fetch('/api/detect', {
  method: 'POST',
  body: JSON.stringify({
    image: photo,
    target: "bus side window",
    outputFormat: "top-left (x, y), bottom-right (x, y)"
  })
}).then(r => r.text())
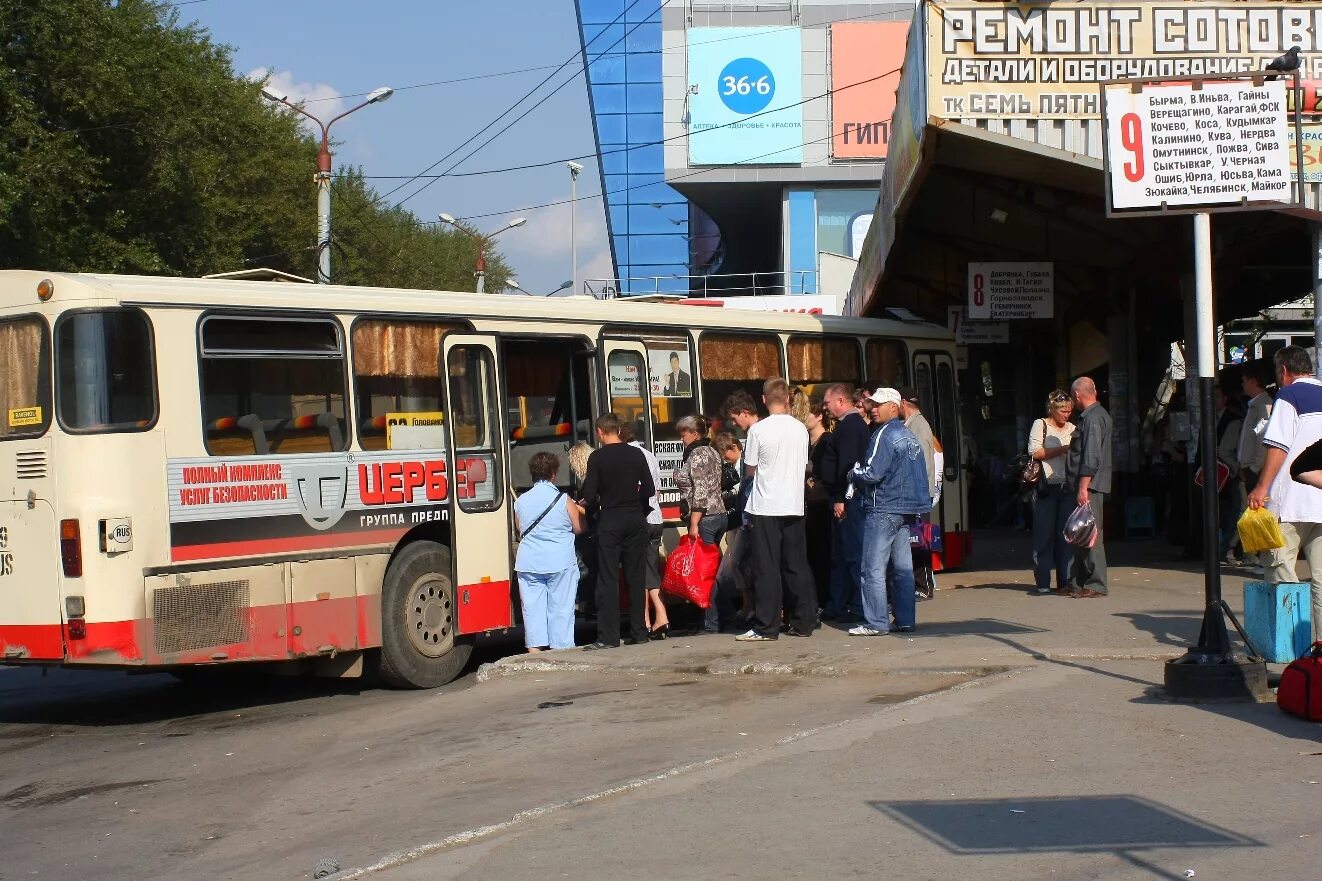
top-left (55, 309), bottom-right (156, 434)
top-left (865, 338), bottom-right (908, 387)
top-left (788, 336), bottom-right (862, 400)
top-left (199, 316), bottom-right (348, 457)
top-left (351, 320), bottom-right (461, 451)
top-left (698, 332), bottom-right (781, 430)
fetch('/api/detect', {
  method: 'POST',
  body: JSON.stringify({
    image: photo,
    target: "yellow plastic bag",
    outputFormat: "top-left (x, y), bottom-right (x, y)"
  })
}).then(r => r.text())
top-left (1238, 506), bottom-right (1285, 554)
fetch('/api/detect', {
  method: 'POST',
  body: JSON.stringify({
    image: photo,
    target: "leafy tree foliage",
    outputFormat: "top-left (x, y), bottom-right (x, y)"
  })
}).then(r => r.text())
top-left (0, 0), bottom-right (503, 289)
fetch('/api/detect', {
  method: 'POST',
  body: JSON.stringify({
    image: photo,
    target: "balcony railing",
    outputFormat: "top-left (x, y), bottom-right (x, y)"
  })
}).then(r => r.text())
top-left (584, 270), bottom-right (817, 299)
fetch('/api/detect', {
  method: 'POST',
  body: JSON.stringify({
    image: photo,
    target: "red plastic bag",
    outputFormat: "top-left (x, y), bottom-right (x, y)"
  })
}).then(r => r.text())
top-left (661, 535), bottom-right (721, 609)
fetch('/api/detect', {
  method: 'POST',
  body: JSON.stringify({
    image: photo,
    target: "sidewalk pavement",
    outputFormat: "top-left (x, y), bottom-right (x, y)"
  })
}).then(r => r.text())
top-left (480, 530), bottom-right (1264, 682)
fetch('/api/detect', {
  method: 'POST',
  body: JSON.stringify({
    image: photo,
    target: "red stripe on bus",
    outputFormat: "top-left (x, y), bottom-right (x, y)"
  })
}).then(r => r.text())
top-left (171, 528), bottom-right (411, 562)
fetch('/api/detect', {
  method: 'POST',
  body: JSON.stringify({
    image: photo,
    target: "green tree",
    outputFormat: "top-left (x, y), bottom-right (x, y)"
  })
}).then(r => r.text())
top-left (0, 0), bottom-right (503, 289)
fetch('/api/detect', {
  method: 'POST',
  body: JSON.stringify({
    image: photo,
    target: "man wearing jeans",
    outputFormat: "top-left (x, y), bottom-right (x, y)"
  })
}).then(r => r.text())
top-left (849, 388), bottom-right (932, 636)
top-left (1248, 346), bottom-right (1322, 640)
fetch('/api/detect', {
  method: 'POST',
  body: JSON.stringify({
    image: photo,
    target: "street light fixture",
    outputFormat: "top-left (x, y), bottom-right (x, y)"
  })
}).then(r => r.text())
top-left (437, 214), bottom-right (528, 294)
top-left (259, 83), bottom-right (394, 284)
top-left (509, 279), bottom-right (573, 297)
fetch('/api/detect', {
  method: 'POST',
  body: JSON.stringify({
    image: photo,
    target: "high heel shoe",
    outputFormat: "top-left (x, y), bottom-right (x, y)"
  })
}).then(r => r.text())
top-left (649, 623), bottom-right (670, 640)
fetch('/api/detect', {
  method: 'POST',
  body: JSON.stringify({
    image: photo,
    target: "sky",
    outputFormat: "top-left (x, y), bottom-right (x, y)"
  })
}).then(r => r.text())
top-left (177, 0), bottom-right (610, 295)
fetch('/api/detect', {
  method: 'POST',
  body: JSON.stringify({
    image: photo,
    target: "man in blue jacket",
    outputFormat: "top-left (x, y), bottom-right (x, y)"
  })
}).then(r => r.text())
top-left (849, 388), bottom-right (933, 635)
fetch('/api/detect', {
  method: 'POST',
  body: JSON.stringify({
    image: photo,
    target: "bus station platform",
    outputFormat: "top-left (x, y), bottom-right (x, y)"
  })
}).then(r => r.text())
top-left (479, 530), bottom-right (1271, 687)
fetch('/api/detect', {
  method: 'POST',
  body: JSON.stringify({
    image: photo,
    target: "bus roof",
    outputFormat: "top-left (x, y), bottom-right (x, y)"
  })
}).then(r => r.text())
top-left (0, 270), bottom-right (953, 341)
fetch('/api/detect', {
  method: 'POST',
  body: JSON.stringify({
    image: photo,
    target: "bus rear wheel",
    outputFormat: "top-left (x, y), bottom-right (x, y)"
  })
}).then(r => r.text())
top-left (379, 541), bottom-right (472, 689)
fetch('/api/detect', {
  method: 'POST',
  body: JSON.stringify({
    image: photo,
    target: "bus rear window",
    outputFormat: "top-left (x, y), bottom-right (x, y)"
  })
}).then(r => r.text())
top-left (56, 310), bottom-right (156, 433)
top-left (0, 317), bottom-right (52, 440)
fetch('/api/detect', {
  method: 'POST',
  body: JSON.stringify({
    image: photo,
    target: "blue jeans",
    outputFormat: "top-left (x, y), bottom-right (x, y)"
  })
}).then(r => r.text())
top-left (860, 511), bottom-right (917, 632)
top-left (698, 513), bottom-right (729, 631)
top-left (827, 499), bottom-right (864, 618)
top-left (518, 564), bottom-right (579, 649)
top-left (1032, 483), bottom-right (1073, 592)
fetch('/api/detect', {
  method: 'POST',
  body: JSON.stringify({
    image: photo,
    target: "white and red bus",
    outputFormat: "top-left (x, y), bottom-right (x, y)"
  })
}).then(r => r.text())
top-left (0, 271), bottom-right (966, 687)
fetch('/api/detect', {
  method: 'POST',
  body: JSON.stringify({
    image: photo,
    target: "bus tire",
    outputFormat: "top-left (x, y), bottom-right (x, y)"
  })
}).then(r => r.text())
top-left (379, 541), bottom-right (471, 689)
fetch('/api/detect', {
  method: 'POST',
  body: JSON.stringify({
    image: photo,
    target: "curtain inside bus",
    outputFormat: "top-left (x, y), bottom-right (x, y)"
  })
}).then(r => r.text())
top-left (0, 318), bottom-right (51, 440)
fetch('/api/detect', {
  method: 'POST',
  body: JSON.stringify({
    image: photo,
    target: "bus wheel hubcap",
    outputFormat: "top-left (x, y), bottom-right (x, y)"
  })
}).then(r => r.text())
top-left (406, 575), bottom-right (454, 658)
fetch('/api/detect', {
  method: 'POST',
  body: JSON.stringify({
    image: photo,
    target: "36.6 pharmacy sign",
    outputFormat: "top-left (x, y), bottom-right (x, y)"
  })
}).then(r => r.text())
top-left (687, 27), bottom-right (804, 165)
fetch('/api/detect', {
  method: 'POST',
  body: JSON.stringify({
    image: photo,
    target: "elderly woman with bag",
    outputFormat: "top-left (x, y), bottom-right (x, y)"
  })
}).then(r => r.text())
top-left (673, 415), bottom-right (727, 633)
top-left (514, 452), bottom-right (586, 651)
top-left (1027, 390), bottom-right (1076, 594)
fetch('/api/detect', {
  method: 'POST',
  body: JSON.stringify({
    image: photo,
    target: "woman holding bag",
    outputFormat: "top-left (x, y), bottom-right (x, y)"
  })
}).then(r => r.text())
top-left (673, 415), bottom-right (727, 633)
top-left (1028, 390), bottom-right (1076, 595)
top-left (514, 452), bottom-right (586, 652)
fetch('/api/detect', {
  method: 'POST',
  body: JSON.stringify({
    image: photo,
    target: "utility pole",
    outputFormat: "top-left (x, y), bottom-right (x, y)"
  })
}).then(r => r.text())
top-left (260, 84), bottom-right (394, 283)
top-left (437, 214), bottom-right (528, 293)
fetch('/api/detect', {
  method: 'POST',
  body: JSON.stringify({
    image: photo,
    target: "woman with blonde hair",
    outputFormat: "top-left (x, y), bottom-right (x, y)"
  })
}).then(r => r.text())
top-left (1028, 389), bottom-right (1076, 594)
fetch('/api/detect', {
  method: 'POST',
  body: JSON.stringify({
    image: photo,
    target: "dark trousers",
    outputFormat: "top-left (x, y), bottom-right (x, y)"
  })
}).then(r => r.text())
top-left (749, 514), bottom-right (817, 637)
top-left (595, 512), bottom-right (649, 644)
top-left (805, 501), bottom-right (833, 608)
top-left (1070, 492), bottom-right (1109, 594)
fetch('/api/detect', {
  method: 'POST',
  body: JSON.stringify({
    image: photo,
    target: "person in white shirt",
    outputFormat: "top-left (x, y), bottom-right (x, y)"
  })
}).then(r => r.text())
top-left (735, 378), bottom-right (817, 641)
top-left (1027, 390), bottom-right (1076, 594)
top-left (1247, 346), bottom-right (1322, 639)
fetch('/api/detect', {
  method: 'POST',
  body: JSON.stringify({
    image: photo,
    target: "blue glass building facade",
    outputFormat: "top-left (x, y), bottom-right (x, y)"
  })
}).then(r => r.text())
top-left (575, 0), bottom-right (692, 294)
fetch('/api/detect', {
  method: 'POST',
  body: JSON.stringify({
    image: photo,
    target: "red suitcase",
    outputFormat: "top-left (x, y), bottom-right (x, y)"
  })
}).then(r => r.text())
top-left (1278, 641), bottom-right (1322, 721)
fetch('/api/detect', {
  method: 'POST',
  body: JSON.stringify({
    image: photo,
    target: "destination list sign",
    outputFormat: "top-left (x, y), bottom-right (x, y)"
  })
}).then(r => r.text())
top-left (1103, 79), bottom-right (1291, 211)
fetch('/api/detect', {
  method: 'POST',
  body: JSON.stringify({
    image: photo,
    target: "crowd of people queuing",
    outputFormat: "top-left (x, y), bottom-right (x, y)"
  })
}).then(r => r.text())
top-left (511, 378), bottom-right (944, 652)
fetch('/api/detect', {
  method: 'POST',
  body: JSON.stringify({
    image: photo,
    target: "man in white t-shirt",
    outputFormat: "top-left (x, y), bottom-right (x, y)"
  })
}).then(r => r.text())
top-left (1247, 345), bottom-right (1322, 639)
top-left (736, 377), bottom-right (816, 641)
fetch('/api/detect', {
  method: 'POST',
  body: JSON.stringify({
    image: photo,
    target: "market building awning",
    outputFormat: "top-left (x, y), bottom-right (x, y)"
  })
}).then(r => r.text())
top-left (849, 0), bottom-right (1322, 486)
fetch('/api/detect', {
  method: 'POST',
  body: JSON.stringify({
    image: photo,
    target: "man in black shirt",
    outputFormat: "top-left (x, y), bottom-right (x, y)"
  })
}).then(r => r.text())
top-left (578, 413), bottom-right (656, 649)
top-left (822, 383), bottom-right (869, 621)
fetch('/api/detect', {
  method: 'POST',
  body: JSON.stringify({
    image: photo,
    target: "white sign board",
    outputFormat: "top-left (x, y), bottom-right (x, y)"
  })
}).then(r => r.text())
top-left (1103, 80), bottom-right (1291, 211)
top-left (967, 263), bottom-right (1053, 320)
top-left (947, 306), bottom-right (1009, 345)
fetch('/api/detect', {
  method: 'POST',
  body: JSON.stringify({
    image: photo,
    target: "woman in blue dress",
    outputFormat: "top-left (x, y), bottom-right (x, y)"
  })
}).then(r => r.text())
top-left (514, 452), bottom-right (585, 652)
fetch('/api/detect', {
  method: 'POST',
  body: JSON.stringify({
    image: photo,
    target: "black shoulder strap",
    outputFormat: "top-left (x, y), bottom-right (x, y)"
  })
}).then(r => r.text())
top-left (519, 492), bottom-right (565, 539)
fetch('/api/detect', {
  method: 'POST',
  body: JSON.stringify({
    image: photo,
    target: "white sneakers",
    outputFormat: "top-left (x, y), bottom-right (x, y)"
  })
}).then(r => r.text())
top-left (848, 625), bottom-right (886, 636)
top-left (735, 630), bottom-right (775, 642)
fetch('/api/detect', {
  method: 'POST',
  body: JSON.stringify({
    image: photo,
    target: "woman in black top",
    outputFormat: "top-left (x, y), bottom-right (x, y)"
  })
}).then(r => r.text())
top-left (801, 397), bottom-right (837, 609)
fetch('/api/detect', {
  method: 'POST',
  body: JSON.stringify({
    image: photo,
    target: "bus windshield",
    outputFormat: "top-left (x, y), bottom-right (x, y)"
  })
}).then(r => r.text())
top-left (0, 316), bottom-right (52, 440)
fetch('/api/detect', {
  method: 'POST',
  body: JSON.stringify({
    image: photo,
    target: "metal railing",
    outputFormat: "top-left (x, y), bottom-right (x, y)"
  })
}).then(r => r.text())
top-left (584, 270), bottom-right (817, 299)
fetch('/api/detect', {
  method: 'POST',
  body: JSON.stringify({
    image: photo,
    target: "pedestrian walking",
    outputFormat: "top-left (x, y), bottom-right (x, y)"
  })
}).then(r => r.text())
top-left (578, 413), bottom-right (655, 650)
top-left (620, 422), bottom-right (668, 638)
top-left (735, 378), bottom-right (817, 641)
top-left (673, 414), bottom-right (728, 633)
top-left (1248, 346), bottom-right (1322, 639)
top-left (822, 383), bottom-right (868, 622)
top-left (1027, 390), bottom-right (1075, 594)
top-left (849, 388), bottom-right (932, 635)
top-left (514, 453), bottom-right (585, 652)
top-left (1064, 377), bottom-right (1113, 598)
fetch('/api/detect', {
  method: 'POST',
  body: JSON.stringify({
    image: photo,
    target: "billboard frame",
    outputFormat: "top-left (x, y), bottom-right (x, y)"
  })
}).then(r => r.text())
top-left (1100, 70), bottom-right (1306, 218)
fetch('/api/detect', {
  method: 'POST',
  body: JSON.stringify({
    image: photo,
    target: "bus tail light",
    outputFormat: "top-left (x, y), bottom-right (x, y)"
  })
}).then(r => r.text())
top-left (67, 618), bottom-right (86, 640)
top-left (60, 519), bottom-right (82, 578)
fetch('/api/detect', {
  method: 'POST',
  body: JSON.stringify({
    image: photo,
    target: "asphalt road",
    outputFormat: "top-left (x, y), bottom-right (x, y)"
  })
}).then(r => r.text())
top-left (0, 640), bottom-right (971, 881)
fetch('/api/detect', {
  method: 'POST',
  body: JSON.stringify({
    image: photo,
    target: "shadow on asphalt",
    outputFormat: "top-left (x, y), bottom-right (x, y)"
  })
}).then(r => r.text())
top-left (1114, 611), bottom-right (1202, 648)
top-left (871, 795), bottom-right (1262, 880)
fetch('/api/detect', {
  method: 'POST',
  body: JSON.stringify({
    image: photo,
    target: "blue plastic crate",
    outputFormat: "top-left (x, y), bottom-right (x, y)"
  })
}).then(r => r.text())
top-left (1243, 581), bottom-right (1313, 663)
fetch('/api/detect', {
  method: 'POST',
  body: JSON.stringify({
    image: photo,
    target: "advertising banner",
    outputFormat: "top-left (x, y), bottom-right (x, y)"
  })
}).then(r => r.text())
top-left (930, 1), bottom-right (1322, 120)
top-left (1290, 122), bottom-right (1322, 182)
top-left (687, 27), bottom-right (803, 165)
top-left (830, 22), bottom-right (910, 159)
top-left (1102, 79), bottom-right (1292, 211)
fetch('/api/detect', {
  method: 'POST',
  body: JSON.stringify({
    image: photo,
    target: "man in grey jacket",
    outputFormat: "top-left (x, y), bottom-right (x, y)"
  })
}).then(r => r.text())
top-left (1064, 377), bottom-right (1113, 597)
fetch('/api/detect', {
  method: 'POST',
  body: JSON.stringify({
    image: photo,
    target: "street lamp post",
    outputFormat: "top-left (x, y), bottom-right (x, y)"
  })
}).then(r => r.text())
top-left (259, 84), bottom-right (394, 284)
top-left (567, 162), bottom-right (583, 295)
top-left (438, 214), bottom-right (527, 293)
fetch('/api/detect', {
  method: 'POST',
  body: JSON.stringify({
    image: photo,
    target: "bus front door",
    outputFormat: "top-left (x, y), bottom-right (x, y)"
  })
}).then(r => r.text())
top-left (440, 334), bottom-right (514, 634)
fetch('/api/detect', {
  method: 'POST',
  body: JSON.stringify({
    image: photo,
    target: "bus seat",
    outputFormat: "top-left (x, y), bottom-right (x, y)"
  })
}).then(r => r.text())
top-left (510, 423), bottom-right (572, 441)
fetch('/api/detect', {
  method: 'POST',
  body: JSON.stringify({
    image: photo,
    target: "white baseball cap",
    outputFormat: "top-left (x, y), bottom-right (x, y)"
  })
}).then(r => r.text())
top-left (866, 387), bottom-right (902, 406)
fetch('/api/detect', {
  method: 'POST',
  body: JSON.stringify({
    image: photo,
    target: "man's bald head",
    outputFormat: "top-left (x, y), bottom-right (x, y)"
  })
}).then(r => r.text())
top-left (1071, 377), bottom-right (1097, 407)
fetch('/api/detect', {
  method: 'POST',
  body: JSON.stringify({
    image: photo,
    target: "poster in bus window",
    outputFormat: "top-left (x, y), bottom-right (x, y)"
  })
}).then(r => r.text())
top-left (648, 343), bottom-right (692, 398)
top-left (608, 360), bottom-right (643, 399)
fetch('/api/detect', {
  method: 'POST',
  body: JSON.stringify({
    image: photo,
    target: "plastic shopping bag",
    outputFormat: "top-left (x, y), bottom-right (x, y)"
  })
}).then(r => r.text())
top-left (1238, 506), bottom-right (1285, 554)
top-left (1063, 503), bottom-right (1098, 549)
top-left (661, 535), bottom-right (721, 609)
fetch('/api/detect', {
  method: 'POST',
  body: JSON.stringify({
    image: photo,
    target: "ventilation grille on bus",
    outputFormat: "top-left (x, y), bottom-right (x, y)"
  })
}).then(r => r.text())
top-left (16, 450), bottom-right (47, 479)
top-left (152, 580), bottom-right (250, 656)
